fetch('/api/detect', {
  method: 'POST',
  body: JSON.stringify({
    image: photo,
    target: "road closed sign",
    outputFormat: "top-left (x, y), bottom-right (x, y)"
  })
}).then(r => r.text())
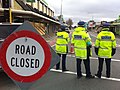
top-left (0, 30), bottom-right (51, 82)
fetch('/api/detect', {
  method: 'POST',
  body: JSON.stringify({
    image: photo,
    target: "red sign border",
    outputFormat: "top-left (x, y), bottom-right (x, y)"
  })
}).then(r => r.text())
top-left (0, 30), bottom-right (51, 82)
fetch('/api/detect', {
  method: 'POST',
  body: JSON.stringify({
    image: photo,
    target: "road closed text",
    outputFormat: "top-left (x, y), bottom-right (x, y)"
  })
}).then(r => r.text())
top-left (10, 44), bottom-right (40, 68)
top-left (11, 57), bottom-right (39, 68)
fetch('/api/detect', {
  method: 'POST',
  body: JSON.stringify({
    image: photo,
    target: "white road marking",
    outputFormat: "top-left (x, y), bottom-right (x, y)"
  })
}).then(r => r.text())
top-left (50, 69), bottom-right (120, 82)
top-left (67, 55), bottom-right (120, 62)
top-left (90, 57), bottom-right (120, 62)
top-left (90, 33), bottom-right (97, 38)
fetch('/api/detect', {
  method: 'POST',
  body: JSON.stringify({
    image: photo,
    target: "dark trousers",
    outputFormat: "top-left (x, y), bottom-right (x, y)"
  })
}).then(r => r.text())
top-left (97, 58), bottom-right (111, 77)
top-left (76, 56), bottom-right (91, 77)
top-left (56, 53), bottom-right (67, 71)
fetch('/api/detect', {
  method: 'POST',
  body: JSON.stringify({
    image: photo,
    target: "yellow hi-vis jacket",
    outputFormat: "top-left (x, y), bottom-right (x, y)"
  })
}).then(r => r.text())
top-left (55, 31), bottom-right (70, 54)
top-left (95, 28), bottom-right (116, 58)
top-left (71, 27), bottom-right (91, 59)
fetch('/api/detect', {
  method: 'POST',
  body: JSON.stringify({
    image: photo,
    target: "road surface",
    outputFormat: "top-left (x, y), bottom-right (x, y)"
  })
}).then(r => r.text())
top-left (0, 31), bottom-right (120, 90)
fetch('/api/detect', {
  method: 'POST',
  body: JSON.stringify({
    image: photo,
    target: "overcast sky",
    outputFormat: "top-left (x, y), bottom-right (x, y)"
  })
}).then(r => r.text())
top-left (45, 0), bottom-right (120, 25)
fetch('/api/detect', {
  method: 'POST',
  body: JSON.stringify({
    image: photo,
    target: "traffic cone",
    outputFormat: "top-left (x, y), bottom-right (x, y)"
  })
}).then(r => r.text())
top-left (70, 44), bottom-right (74, 54)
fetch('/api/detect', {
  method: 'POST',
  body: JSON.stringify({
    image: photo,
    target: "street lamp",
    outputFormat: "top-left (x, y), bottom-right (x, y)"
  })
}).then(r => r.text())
top-left (61, 0), bottom-right (63, 16)
top-left (60, 0), bottom-right (63, 24)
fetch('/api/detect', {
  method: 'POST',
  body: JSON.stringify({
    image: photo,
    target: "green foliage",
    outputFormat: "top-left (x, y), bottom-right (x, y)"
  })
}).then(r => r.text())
top-left (66, 18), bottom-right (73, 26)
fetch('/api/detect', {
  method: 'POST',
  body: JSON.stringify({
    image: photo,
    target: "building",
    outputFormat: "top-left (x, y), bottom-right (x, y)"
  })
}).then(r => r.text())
top-left (0, 0), bottom-right (60, 37)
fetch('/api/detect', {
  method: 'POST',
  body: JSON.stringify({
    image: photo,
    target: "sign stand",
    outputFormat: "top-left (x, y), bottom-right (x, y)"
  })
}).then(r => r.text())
top-left (0, 21), bottom-right (60, 90)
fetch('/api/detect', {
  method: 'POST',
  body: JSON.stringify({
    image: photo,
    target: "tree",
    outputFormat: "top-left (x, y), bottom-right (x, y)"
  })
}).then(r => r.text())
top-left (66, 18), bottom-right (73, 29)
top-left (58, 15), bottom-right (65, 24)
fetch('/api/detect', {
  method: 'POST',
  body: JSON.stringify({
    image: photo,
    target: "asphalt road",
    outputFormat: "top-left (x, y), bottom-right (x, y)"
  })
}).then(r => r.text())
top-left (0, 31), bottom-right (120, 90)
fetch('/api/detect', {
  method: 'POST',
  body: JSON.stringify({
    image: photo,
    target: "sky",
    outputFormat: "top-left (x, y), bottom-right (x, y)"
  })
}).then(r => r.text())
top-left (45, 0), bottom-right (120, 25)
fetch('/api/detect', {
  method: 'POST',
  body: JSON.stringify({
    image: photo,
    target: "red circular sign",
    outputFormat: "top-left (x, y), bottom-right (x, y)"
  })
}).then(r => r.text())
top-left (0, 30), bottom-right (51, 82)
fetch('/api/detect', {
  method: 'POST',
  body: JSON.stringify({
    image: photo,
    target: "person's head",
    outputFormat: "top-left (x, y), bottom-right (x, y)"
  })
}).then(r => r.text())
top-left (102, 22), bottom-right (110, 28)
top-left (61, 25), bottom-right (66, 31)
top-left (102, 22), bottom-right (110, 31)
top-left (77, 21), bottom-right (85, 27)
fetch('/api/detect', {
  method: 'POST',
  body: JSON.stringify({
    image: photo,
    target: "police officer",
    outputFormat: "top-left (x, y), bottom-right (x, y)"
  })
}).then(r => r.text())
top-left (71, 21), bottom-right (94, 79)
top-left (55, 25), bottom-right (70, 72)
top-left (95, 22), bottom-right (116, 78)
